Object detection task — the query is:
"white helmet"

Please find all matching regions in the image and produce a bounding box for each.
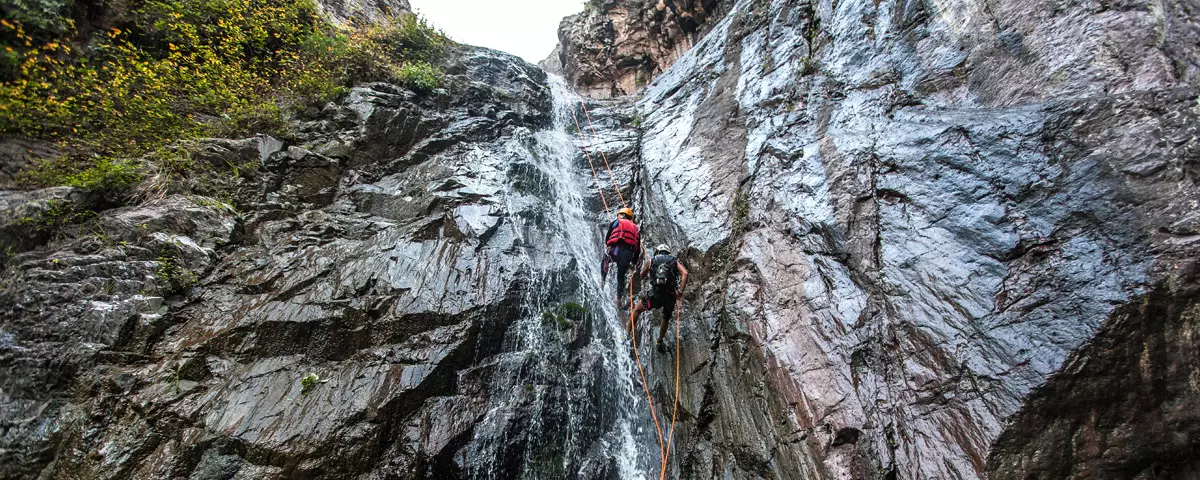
[655,244,671,254]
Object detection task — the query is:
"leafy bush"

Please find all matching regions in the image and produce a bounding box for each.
[300,373,320,395]
[1,1,450,196]
[16,198,96,233]
[542,302,590,330]
[393,61,440,93]
[20,156,142,194]
[799,56,820,76]
[1,0,74,34]
[299,14,449,89]
[65,158,143,192]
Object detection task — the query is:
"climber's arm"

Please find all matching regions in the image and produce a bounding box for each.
[676,261,688,294]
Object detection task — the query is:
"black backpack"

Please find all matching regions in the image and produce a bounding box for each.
[650,254,678,293]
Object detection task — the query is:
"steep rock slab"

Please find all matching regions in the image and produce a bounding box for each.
[0,46,562,479]
[622,0,1200,478]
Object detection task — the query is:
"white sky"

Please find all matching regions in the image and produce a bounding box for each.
[408,0,584,63]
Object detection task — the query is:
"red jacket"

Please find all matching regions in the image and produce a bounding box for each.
[606,218,640,248]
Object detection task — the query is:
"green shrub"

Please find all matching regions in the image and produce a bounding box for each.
[389,13,449,61]
[0,0,324,157]
[300,373,320,395]
[393,61,440,93]
[542,302,590,331]
[1,2,451,193]
[799,56,820,76]
[65,158,143,192]
[300,13,449,89]
[16,198,96,233]
[2,0,74,34]
[21,156,142,195]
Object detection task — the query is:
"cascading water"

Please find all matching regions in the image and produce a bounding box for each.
[462,75,658,479]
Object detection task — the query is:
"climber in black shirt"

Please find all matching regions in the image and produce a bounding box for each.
[629,244,688,351]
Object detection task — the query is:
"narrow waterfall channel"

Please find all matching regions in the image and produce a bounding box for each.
[463,76,656,479]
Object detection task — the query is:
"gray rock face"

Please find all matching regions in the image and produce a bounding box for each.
[4,0,1200,478]
[573,0,1200,478]
[549,0,734,98]
[0,46,612,479]
[315,0,410,25]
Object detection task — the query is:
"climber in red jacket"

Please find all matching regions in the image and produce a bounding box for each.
[603,207,643,308]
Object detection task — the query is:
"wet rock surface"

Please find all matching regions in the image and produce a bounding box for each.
[4,0,1200,478]
[560,0,1200,478]
[0,46,599,479]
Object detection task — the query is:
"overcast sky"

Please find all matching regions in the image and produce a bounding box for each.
[408,0,584,63]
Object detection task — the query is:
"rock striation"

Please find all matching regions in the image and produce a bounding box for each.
[552,0,1200,477]
[0,46,565,478]
[4,0,1200,478]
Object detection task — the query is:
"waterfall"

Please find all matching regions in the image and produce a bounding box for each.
[462,75,655,479]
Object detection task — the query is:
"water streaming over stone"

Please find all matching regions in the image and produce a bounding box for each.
[461,75,656,479]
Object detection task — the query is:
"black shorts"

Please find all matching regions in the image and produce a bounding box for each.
[640,289,677,317]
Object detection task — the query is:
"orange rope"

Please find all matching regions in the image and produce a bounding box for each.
[573,90,678,477]
[628,272,666,469]
[570,103,610,214]
[628,264,686,480]
[660,298,682,479]
[579,101,628,208]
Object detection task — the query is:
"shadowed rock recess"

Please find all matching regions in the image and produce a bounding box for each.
[2,1,1200,480]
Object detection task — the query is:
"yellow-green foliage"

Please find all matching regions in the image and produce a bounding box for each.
[393,61,440,93]
[1,0,449,194]
[298,14,448,92]
[0,0,329,156]
[22,156,143,193]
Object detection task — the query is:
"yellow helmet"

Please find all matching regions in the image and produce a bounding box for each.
[618,207,634,220]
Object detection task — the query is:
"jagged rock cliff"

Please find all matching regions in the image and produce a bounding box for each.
[316,0,411,25]
[554,0,1200,478]
[4,0,1200,479]
[545,0,734,98]
[0,44,564,478]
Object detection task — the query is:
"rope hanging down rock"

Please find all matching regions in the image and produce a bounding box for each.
[573,94,679,478]
[579,101,628,209]
[569,102,610,214]
[628,274,684,479]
